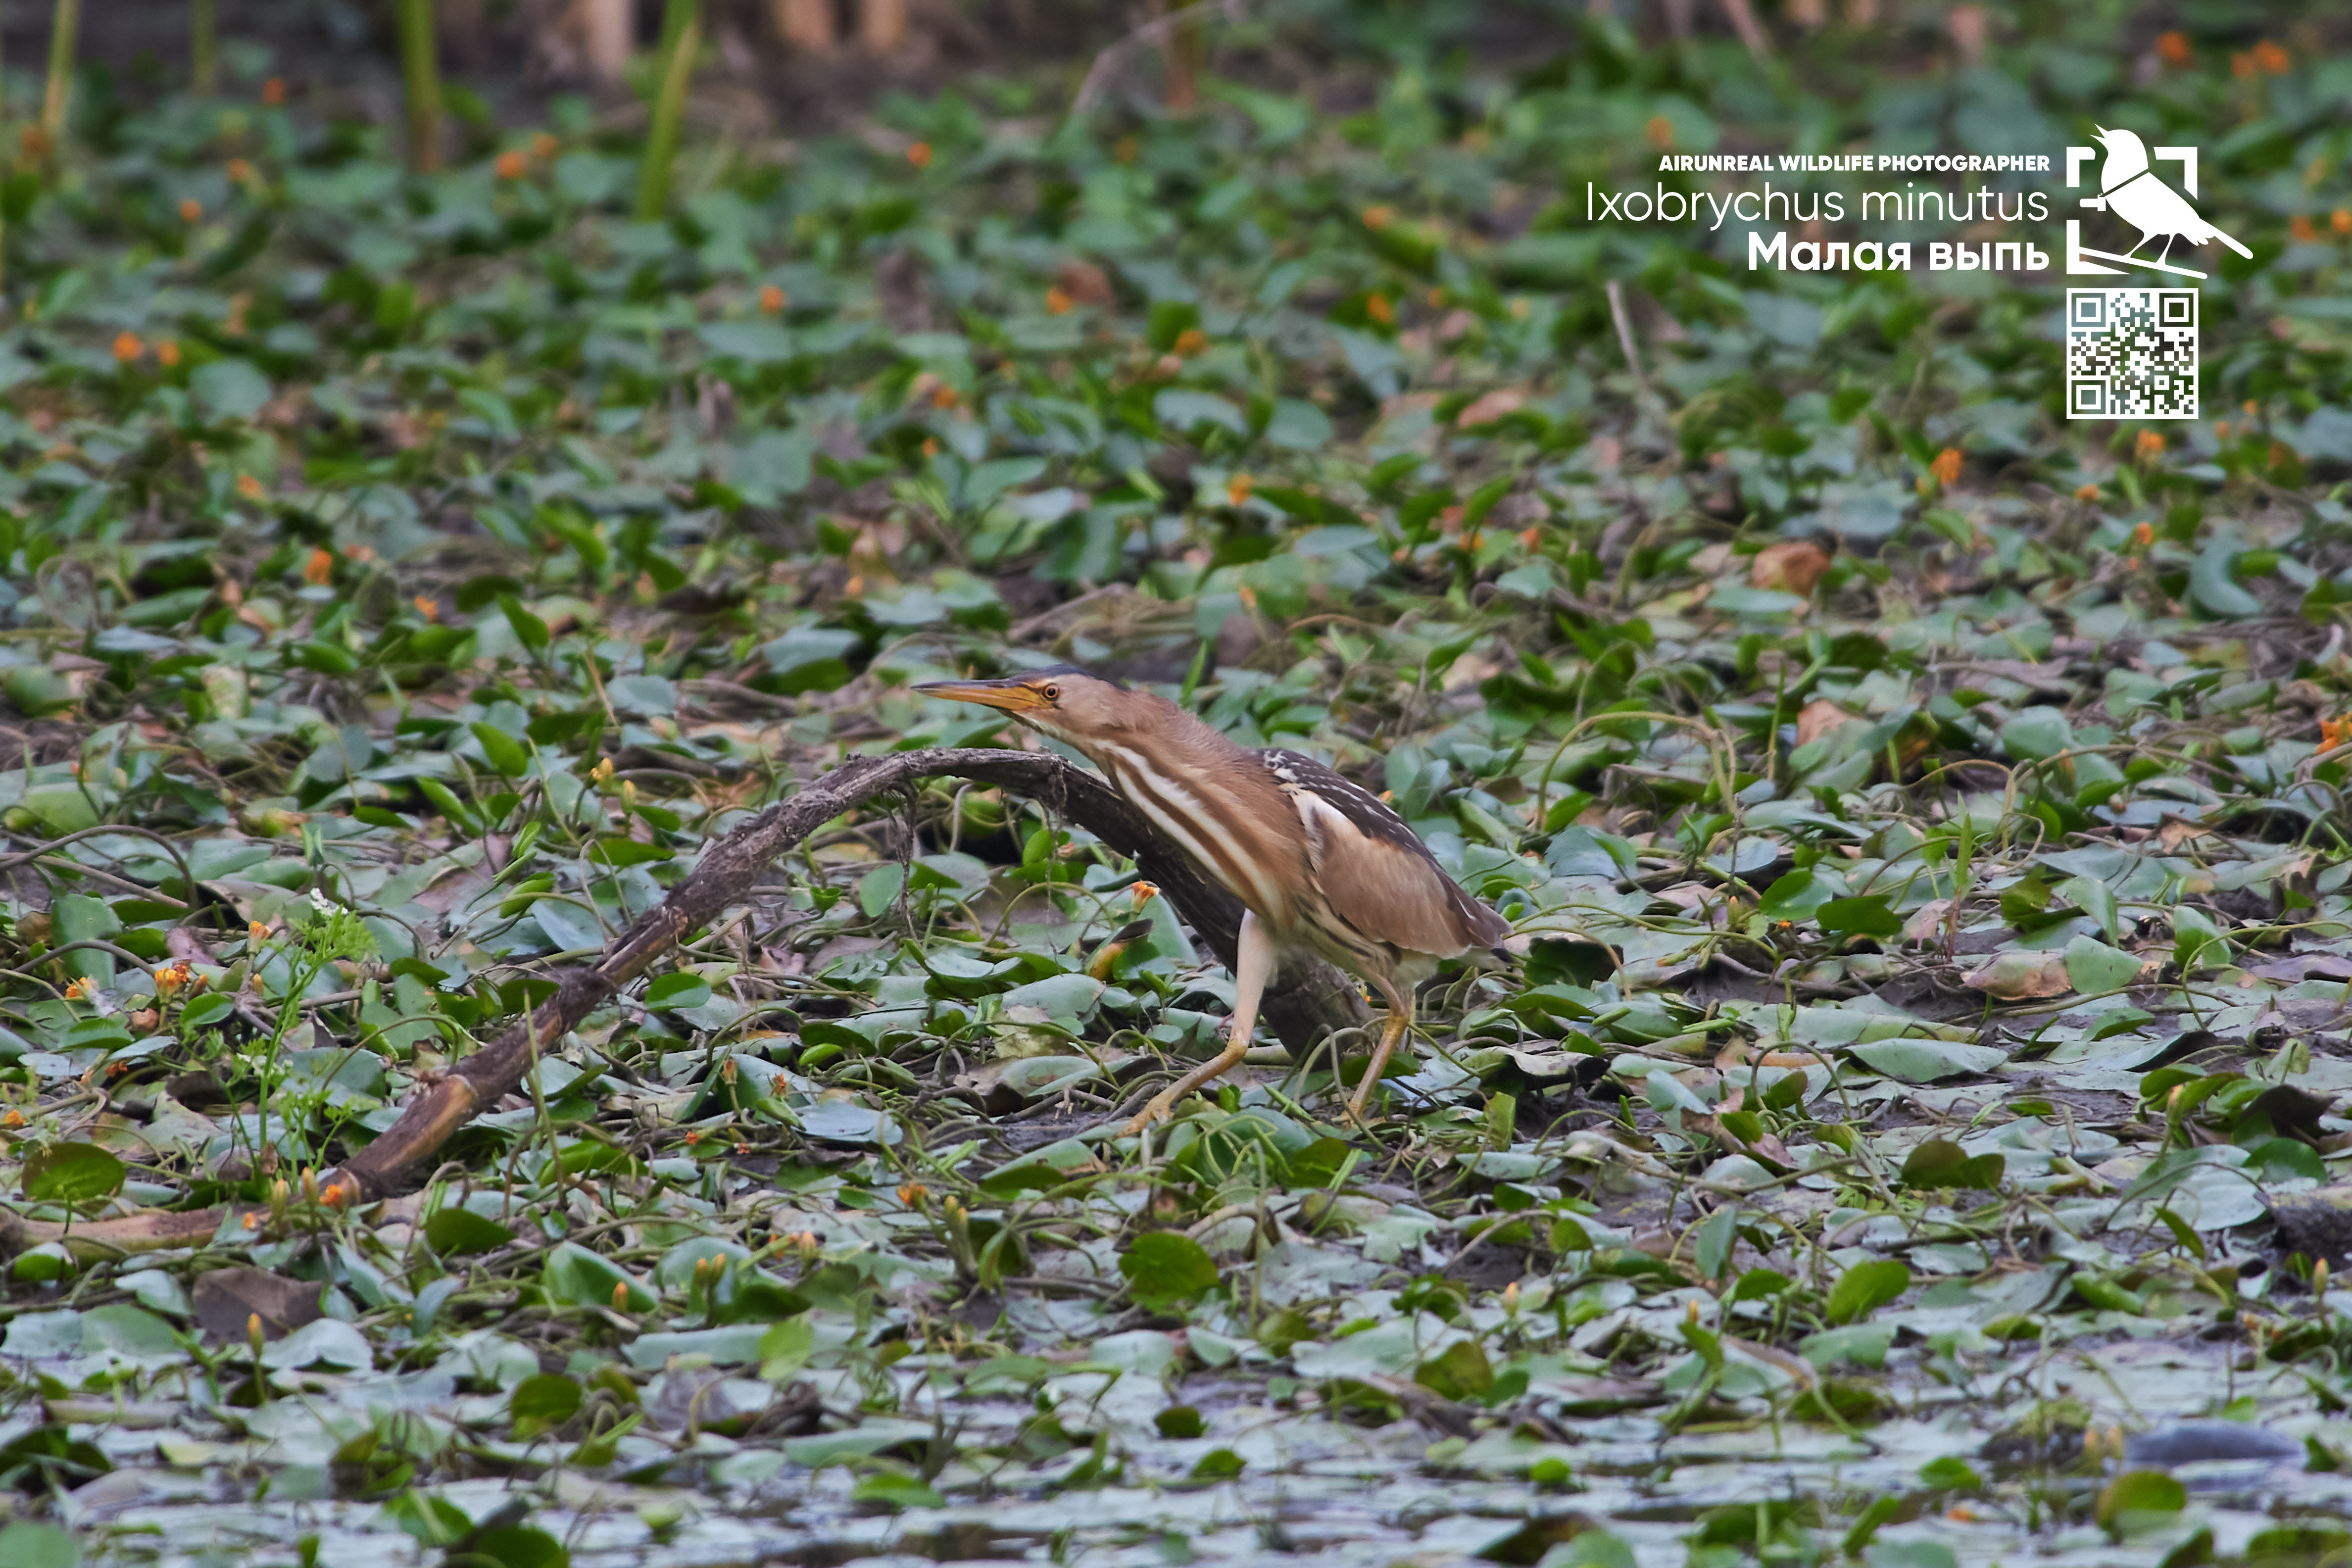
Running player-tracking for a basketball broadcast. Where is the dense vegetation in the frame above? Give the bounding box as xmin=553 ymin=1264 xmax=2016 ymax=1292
xmin=1 ymin=3 xmax=2351 ymax=1565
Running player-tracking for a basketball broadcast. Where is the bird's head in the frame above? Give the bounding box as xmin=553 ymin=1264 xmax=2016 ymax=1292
xmin=2093 ymin=125 xmax=2148 ymax=161
xmin=915 ymin=664 xmax=1136 ymax=751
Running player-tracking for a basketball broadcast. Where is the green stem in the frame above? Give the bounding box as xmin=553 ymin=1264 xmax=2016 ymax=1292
xmin=192 ymin=0 xmax=217 ymax=96
xmin=396 ymin=0 xmax=442 ymax=174
xmin=41 ymin=0 xmax=77 ymax=147
xmin=634 ymin=0 xmax=701 ymax=222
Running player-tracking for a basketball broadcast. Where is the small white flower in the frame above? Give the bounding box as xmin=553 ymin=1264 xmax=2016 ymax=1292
xmin=309 ymin=888 xmax=338 ymax=915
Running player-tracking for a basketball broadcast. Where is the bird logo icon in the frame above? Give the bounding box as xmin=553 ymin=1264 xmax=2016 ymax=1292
xmin=2069 ymin=127 xmax=2249 ymax=279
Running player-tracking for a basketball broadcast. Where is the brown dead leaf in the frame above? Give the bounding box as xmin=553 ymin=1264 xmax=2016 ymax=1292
xmin=194 ymin=1267 xmax=324 ymax=1344
xmin=1962 ymin=950 xmax=2073 ymax=1000
xmin=2157 ymin=817 xmax=2213 ymax=851
xmin=1058 ymin=260 xmax=1115 ymax=308
xmin=1456 ymin=387 xmax=1529 ymax=428
xmin=1750 ymin=540 xmax=1830 ymax=595
xmin=1795 ymin=699 xmax=1858 ymax=747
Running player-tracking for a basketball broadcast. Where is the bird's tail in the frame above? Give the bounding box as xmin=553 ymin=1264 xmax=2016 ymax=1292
xmin=2211 ymin=224 xmax=2254 ymax=258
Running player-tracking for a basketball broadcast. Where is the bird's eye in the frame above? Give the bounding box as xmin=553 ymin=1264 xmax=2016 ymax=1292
xmin=1043 ymin=685 xmax=1060 ymax=701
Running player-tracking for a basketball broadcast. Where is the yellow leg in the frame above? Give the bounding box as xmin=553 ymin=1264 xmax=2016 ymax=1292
xmin=1345 ymin=987 xmax=1413 ymax=1122
xmin=1118 ymin=910 xmax=1272 ymax=1136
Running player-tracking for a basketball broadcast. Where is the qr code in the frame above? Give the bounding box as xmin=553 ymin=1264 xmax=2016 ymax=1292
xmin=2066 ymin=288 xmax=2198 ymax=420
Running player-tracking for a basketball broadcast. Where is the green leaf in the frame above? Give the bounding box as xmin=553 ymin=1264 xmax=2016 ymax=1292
xmin=1117 ymin=1231 xmax=1221 ymax=1307
xmin=645 ymin=972 xmax=713 ymax=1009
xmin=0 ymin=1523 xmax=79 ymax=1568
xmin=2095 ymin=1469 xmax=2186 ymax=1536
xmin=2063 ymin=934 xmax=2145 ymax=995
xmin=473 ymin=1525 xmax=570 ymax=1568
xmin=849 ymin=1471 xmax=943 ymax=1511
xmin=470 ymin=722 xmax=531 ymax=780
xmin=542 ymin=1241 xmax=657 ymax=1312
xmin=425 ymin=1205 xmax=513 ymax=1256
xmin=1999 ymin=706 xmax=2073 ymax=762
xmin=1825 ymin=1259 xmax=1911 ymax=1324
xmin=1898 ymin=1139 xmax=2005 ymax=1191
xmin=1413 ymin=1338 xmax=1494 ymax=1400
xmin=509 ymin=1372 xmax=583 ymax=1436
xmin=2189 ymin=539 xmax=2263 ymax=619
xmin=1817 ymin=895 xmax=1903 ymax=937
xmin=498 ymin=594 xmax=552 ymax=652
xmin=23 ymin=1142 xmax=126 ymax=1204
xmin=1757 ymin=868 xmax=1830 ymax=923
xmin=191 ymin=358 xmax=273 ymax=422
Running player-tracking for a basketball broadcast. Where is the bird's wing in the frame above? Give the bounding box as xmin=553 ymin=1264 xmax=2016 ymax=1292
xmin=1260 ymin=750 xmax=1509 ymax=958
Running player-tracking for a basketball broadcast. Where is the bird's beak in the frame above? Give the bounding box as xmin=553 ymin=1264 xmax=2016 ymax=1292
xmin=914 ymin=677 xmax=1051 ymax=714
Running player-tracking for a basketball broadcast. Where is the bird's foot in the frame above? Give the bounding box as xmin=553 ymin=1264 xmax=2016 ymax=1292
xmin=1115 ymin=1089 xmax=1184 ymax=1138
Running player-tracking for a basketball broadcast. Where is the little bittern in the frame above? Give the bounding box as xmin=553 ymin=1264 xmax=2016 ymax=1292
xmin=916 ymin=665 xmax=1510 ymax=1133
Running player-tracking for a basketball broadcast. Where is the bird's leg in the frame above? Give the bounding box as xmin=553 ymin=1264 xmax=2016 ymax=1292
xmin=2122 ymin=232 xmax=2153 ymax=258
xmin=1344 ymin=979 xmax=1414 ymax=1123
xmin=2156 ymin=232 xmax=2176 ymax=267
xmin=1117 ymin=909 xmax=1272 ymax=1136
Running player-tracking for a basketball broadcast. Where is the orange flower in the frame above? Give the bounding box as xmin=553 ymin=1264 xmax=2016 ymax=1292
xmin=249 ymin=921 xmax=271 ymax=946
xmin=532 ymin=133 xmax=559 ymax=162
xmin=1365 ymin=292 xmax=1394 ymax=325
xmin=156 ymin=962 xmax=190 ymax=1000
xmin=2073 ymin=483 xmax=2101 ymax=502
xmin=302 ymin=546 xmax=334 ymax=584
xmin=931 ymin=383 xmax=960 ymax=409
xmin=1362 ymin=204 xmax=1394 ymax=230
xmin=1173 ymin=327 xmax=1207 ymax=356
xmin=262 ymin=77 xmax=287 ymax=106
xmin=2135 ymin=429 xmax=2167 ymax=462
xmin=1131 ymin=881 xmax=1159 ymax=908
xmin=2155 ymin=30 xmax=2191 ymax=65
xmin=1519 ymin=526 xmax=1541 ymax=549
xmin=112 ymin=331 xmax=143 ymax=363
xmin=238 ymin=473 xmax=267 ymax=501
xmin=2131 ymin=521 xmax=2156 ymax=550
xmin=757 ymin=284 xmax=786 ymax=315
xmin=920 ymin=436 xmax=939 ymax=457
xmin=1929 ymin=446 xmax=1963 ymax=486
xmin=1 ymin=1111 xmax=21 ymax=1128
xmin=1645 ymin=115 xmax=1674 ymax=149
xmin=1044 ymin=286 xmax=1074 ymax=315
xmin=2324 ymin=714 xmax=2352 ymax=751
xmin=63 ymin=977 xmax=92 ymax=1002
xmin=2335 ymin=209 xmax=2352 ymax=236
xmin=906 ymin=141 xmax=933 ymax=169
xmin=1225 ymin=474 xmax=1253 ymax=506
xmin=414 ymin=594 xmax=438 ymax=621
xmin=179 ymin=197 xmax=202 ymax=223
xmin=2232 ymin=51 xmax=2255 ymax=79
xmin=494 ymin=149 xmax=527 ymax=180
xmin=226 ymin=157 xmax=255 ymax=185
xmin=156 ymin=340 xmax=181 ymax=368
xmin=2254 ymin=40 xmax=2289 ymax=74
xmin=686 ymin=1129 xmax=701 ymax=1145
xmin=2293 ymin=215 xmax=2318 ymax=243
xmin=2216 ymin=421 xmax=2232 ymax=441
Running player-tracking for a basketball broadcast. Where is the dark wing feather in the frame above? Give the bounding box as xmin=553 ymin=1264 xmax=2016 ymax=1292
xmin=1260 ymin=750 xmax=1509 ymax=958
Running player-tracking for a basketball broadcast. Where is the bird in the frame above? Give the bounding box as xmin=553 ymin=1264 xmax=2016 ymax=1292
xmin=2087 ymin=126 xmax=2252 ymax=269
xmin=914 ymin=665 xmax=1512 ymax=1133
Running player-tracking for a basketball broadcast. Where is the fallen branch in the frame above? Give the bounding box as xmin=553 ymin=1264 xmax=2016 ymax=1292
xmin=0 ymin=748 xmax=1367 ymax=1257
